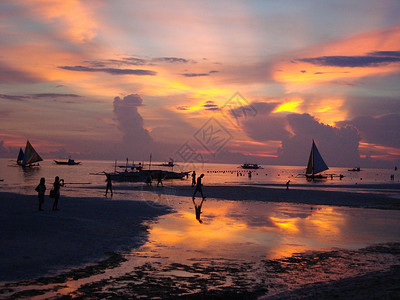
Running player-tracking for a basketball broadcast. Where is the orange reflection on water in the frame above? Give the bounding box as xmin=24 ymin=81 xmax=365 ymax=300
xmin=142 ymin=195 xmax=398 ymax=264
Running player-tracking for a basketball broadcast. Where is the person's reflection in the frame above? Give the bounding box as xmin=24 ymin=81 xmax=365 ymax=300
xmin=192 ymin=198 xmax=205 ymax=224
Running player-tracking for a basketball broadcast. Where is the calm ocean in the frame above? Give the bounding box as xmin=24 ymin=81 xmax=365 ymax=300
xmin=0 ymin=158 xmax=398 ymax=199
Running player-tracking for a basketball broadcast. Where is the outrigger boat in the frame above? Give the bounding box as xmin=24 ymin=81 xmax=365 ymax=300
xmin=105 ymin=158 xmax=188 ymax=182
xmin=17 ymin=140 xmax=43 ymax=167
xmin=348 ymin=167 xmax=361 ymax=172
xmin=105 ymin=169 xmax=189 ymax=182
xmin=240 ymin=163 xmax=262 ymax=169
xmin=54 ymin=158 xmax=81 ymax=165
xmin=306 ymin=140 xmax=329 ymax=180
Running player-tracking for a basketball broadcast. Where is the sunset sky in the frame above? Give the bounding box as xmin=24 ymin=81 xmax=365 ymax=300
xmin=1 ymin=0 xmax=400 ymax=168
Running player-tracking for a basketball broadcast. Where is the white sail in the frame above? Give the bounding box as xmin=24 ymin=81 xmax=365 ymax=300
xmin=306 ymin=140 xmax=328 ymax=176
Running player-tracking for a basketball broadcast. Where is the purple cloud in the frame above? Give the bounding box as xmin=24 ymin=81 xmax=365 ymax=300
xmin=59 ymin=65 xmax=157 ymax=76
xmin=297 ymin=50 xmax=400 ymax=67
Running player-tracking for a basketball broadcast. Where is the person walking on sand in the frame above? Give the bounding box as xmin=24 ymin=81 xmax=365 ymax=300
xmin=52 ymin=176 xmax=64 ymax=211
xmin=105 ymin=173 xmax=113 ymax=197
xmin=192 ymin=197 xmax=205 ymax=224
xmin=192 ymin=173 xmax=205 ymax=200
xmin=157 ymin=171 xmax=164 ymax=187
xmin=286 ymin=180 xmax=290 ymax=190
xmin=191 ymin=171 xmax=196 ymax=187
xmin=35 ymin=177 xmax=46 ymax=211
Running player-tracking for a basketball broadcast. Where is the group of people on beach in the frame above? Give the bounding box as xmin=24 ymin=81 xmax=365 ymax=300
xmin=35 ymin=176 xmax=64 ymax=211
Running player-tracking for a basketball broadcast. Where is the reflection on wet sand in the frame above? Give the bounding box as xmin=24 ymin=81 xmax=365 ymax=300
xmin=143 ymin=195 xmax=400 ymax=261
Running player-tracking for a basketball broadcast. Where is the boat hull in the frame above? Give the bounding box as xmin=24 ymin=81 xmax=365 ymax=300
xmin=106 ymin=169 xmax=189 ymax=182
xmin=54 ymin=161 xmax=81 ymax=165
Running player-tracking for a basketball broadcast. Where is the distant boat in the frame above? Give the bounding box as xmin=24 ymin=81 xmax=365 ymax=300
xmin=17 ymin=140 xmax=43 ymax=167
xmin=54 ymin=158 xmax=81 ymax=165
xmin=306 ymin=140 xmax=329 ymax=179
xmin=348 ymin=167 xmax=361 ymax=172
xmin=240 ymin=163 xmax=261 ymax=169
xmin=160 ymin=160 xmax=175 ymax=167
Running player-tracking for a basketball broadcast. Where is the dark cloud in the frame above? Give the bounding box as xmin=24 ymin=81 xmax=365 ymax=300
xmin=341 ymin=94 xmax=400 ymax=118
xmin=337 ymin=114 xmax=400 ymax=149
xmin=234 ymin=102 xmax=288 ymax=141
xmin=32 ymin=93 xmax=80 ymax=98
xmin=297 ymin=50 xmax=400 ymax=67
xmin=203 ymin=100 xmax=219 ymax=111
xmin=152 ymin=57 xmax=191 ymax=64
xmin=176 ymin=106 xmax=189 ymax=111
xmin=58 ymin=66 xmax=157 ymax=76
xmin=0 ymin=94 xmax=30 ymax=101
xmin=85 ymin=56 xmax=194 ymax=68
xmin=278 ymin=113 xmax=361 ymax=167
xmin=181 ymin=70 xmax=219 ymax=77
xmin=113 ymin=94 xmax=153 ymax=156
xmin=235 ymin=101 xmax=362 ymax=166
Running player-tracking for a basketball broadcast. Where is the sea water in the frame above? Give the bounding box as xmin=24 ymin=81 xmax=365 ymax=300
xmin=0 ymin=158 xmax=399 ymax=198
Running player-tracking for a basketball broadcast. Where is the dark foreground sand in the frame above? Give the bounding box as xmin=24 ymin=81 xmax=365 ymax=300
xmin=0 ymin=192 xmax=171 ymax=282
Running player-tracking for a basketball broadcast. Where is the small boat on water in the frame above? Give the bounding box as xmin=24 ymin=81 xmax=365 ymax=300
xmin=17 ymin=140 xmax=43 ymax=167
xmin=348 ymin=167 xmax=361 ymax=172
xmin=54 ymin=158 xmax=81 ymax=165
xmin=159 ymin=160 xmax=175 ymax=167
xmin=240 ymin=163 xmax=261 ymax=169
xmin=306 ymin=140 xmax=329 ymax=180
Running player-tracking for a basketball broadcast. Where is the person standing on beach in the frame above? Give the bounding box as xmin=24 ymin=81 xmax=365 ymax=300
xmin=157 ymin=171 xmax=164 ymax=187
xmin=286 ymin=180 xmax=290 ymax=190
xmin=191 ymin=171 xmax=196 ymax=187
xmin=192 ymin=173 xmax=205 ymax=200
xmin=52 ymin=176 xmax=64 ymax=211
xmin=105 ymin=173 xmax=113 ymax=197
xmin=35 ymin=177 xmax=46 ymax=211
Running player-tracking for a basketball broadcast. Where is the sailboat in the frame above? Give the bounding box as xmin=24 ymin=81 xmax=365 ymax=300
xmin=306 ymin=139 xmax=329 ymax=179
xmin=17 ymin=140 xmax=43 ymax=167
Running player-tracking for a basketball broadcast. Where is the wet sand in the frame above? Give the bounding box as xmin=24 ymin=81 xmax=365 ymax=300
xmin=0 ymin=192 xmax=171 ymax=282
xmin=141 ymin=182 xmax=400 ymax=210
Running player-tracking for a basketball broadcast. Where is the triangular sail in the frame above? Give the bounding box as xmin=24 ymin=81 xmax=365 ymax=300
xmin=22 ymin=140 xmax=43 ymax=166
xmin=312 ymin=142 xmax=328 ymax=174
xmin=306 ymin=140 xmax=328 ymax=176
xmin=17 ymin=148 xmax=24 ymax=163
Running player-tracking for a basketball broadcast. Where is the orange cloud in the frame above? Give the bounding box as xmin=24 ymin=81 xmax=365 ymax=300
xmin=22 ymin=0 xmax=99 ymax=43
xmin=274 ymin=25 xmax=400 ymax=92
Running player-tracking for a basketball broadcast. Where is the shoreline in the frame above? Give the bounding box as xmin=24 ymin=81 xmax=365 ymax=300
xmin=0 ymin=192 xmax=171 ymax=282
xmin=137 ymin=183 xmax=400 ymax=210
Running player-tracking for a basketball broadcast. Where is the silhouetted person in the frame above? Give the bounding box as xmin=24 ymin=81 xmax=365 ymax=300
xmin=248 ymin=171 xmax=252 ymax=178
xmin=192 ymin=197 xmax=205 ymax=224
xmin=157 ymin=171 xmax=164 ymax=187
xmin=105 ymin=173 xmax=113 ymax=197
xmin=35 ymin=177 xmax=46 ymax=211
xmin=192 ymin=173 xmax=205 ymax=200
xmin=52 ymin=176 xmax=64 ymax=211
xmin=286 ymin=180 xmax=290 ymax=190
xmin=145 ymin=173 xmax=152 ymax=186
xmin=191 ymin=171 xmax=196 ymax=187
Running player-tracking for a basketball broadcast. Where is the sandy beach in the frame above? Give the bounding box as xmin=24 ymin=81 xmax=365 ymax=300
xmin=1 ymin=185 xmax=400 ymax=299
xmin=0 ymin=192 xmax=171 ymax=282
